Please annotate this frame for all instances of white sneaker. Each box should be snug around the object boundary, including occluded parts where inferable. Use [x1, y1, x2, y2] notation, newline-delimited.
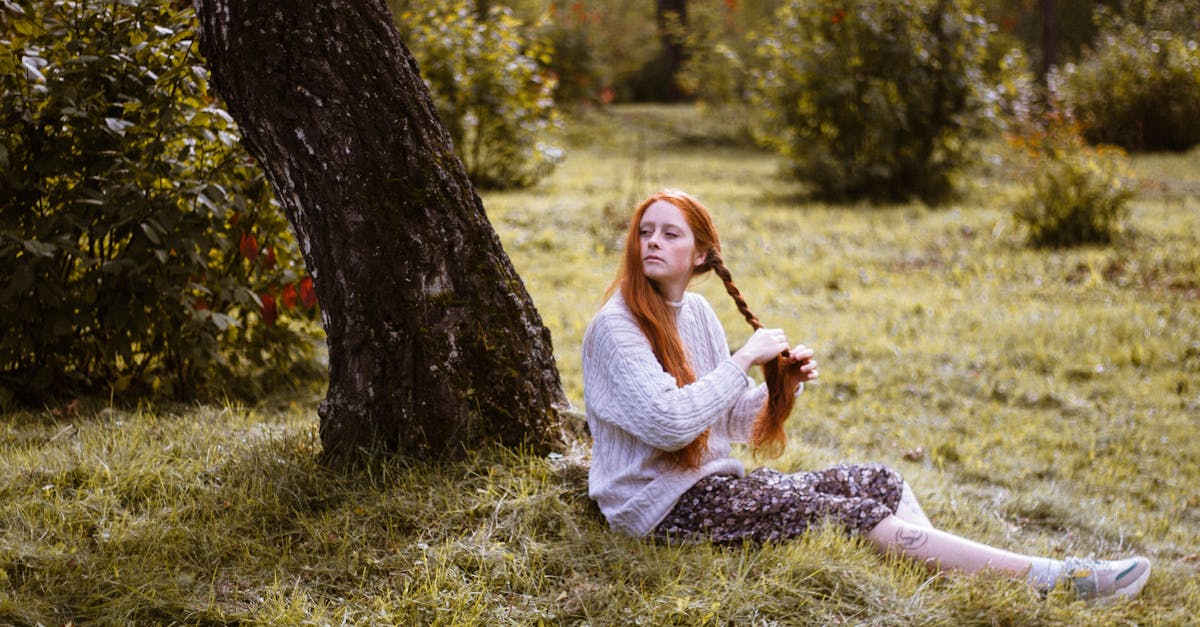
[1063, 556, 1152, 602]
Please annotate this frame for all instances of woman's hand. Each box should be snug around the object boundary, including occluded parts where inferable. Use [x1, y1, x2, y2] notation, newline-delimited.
[731, 328, 791, 372]
[784, 344, 819, 383]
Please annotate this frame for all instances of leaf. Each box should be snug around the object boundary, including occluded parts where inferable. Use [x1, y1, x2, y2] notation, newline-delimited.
[239, 232, 259, 261]
[104, 117, 134, 136]
[140, 222, 161, 245]
[236, 286, 263, 308]
[260, 293, 277, 325]
[20, 55, 46, 83]
[101, 259, 132, 274]
[298, 277, 317, 308]
[113, 375, 132, 393]
[4, 264, 34, 298]
[280, 283, 296, 309]
[210, 312, 237, 331]
[22, 239, 56, 258]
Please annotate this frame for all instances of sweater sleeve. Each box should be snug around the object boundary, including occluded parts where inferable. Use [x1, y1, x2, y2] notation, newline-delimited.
[726, 382, 767, 442]
[691, 296, 766, 442]
[583, 308, 750, 452]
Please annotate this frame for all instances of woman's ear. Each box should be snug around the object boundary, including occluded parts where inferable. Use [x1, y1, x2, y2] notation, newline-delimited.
[694, 249, 709, 269]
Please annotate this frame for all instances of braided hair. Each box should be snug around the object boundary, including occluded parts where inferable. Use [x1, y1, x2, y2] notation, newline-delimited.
[704, 249, 805, 460]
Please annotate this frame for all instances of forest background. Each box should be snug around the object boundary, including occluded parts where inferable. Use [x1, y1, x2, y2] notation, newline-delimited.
[1, 0, 1198, 622]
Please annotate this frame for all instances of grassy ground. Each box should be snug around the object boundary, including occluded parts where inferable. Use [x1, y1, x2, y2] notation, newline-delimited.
[2, 104, 1198, 624]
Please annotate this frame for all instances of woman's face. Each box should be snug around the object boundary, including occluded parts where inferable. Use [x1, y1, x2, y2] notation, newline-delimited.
[638, 200, 704, 299]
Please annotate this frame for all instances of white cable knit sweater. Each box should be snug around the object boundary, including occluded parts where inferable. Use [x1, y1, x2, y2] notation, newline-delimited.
[582, 291, 770, 537]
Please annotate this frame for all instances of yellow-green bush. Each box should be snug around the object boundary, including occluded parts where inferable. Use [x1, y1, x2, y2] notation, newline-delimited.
[747, 0, 1001, 203]
[391, 0, 562, 189]
[1062, 1, 1200, 152]
[1011, 122, 1134, 247]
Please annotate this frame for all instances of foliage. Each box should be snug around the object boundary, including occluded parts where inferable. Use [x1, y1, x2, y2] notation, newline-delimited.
[391, 0, 563, 189]
[979, 0, 1113, 77]
[1061, 0, 1200, 152]
[673, 0, 783, 145]
[747, 0, 1004, 203]
[0, 0, 323, 405]
[498, 0, 690, 106]
[2, 105, 1198, 622]
[535, 1, 609, 105]
[1010, 117, 1134, 247]
[512, 0, 664, 106]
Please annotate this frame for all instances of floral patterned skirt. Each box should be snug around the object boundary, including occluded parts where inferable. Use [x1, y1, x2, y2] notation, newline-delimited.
[652, 463, 903, 544]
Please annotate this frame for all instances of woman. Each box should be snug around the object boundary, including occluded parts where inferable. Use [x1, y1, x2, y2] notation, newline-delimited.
[581, 189, 1150, 602]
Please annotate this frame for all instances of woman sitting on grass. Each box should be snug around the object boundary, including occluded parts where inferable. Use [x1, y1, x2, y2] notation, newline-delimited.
[581, 189, 1150, 602]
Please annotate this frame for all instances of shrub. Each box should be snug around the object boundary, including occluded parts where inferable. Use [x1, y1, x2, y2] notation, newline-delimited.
[392, 0, 563, 189]
[0, 0, 323, 405]
[1061, 1, 1200, 152]
[747, 0, 1002, 203]
[1010, 119, 1134, 247]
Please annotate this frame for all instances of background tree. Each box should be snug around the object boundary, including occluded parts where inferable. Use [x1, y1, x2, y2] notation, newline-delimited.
[1040, 0, 1058, 77]
[655, 0, 690, 101]
[980, 0, 1116, 82]
[192, 0, 569, 462]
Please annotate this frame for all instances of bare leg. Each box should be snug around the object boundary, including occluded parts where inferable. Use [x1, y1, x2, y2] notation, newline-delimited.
[866, 515, 1153, 601]
[894, 482, 933, 528]
[866, 515, 1035, 577]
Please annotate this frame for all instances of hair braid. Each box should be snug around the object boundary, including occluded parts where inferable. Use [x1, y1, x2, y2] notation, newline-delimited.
[706, 249, 803, 460]
[707, 250, 762, 330]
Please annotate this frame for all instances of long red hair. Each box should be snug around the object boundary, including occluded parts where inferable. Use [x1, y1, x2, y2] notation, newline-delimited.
[606, 190, 806, 468]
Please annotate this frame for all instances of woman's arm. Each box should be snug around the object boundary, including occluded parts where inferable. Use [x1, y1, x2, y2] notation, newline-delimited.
[726, 381, 768, 442]
[583, 317, 750, 451]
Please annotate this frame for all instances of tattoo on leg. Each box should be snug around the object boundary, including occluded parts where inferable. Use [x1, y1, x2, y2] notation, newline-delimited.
[895, 526, 929, 550]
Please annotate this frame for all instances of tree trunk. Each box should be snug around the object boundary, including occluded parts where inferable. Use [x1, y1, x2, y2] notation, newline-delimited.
[656, 0, 689, 101]
[192, 0, 569, 462]
[1039, 0, 1058, 80]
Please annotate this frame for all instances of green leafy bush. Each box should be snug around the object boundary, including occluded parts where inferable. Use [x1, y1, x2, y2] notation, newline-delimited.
[1010, 120, 1134, 247]
[0, 0, 323, 405]
[747, 0, 1001, 203]
[1061, 1, 1200, 152]
[392, 0, 563, 189]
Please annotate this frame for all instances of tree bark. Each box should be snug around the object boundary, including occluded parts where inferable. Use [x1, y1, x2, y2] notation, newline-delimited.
[656, 0, 689, 101]
[1039, 0, 1058, 80]
[192, 0, 569, 462]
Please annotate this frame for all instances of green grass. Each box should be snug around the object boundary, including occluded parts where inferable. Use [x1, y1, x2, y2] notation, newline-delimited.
[3, 104, 1199, 624]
